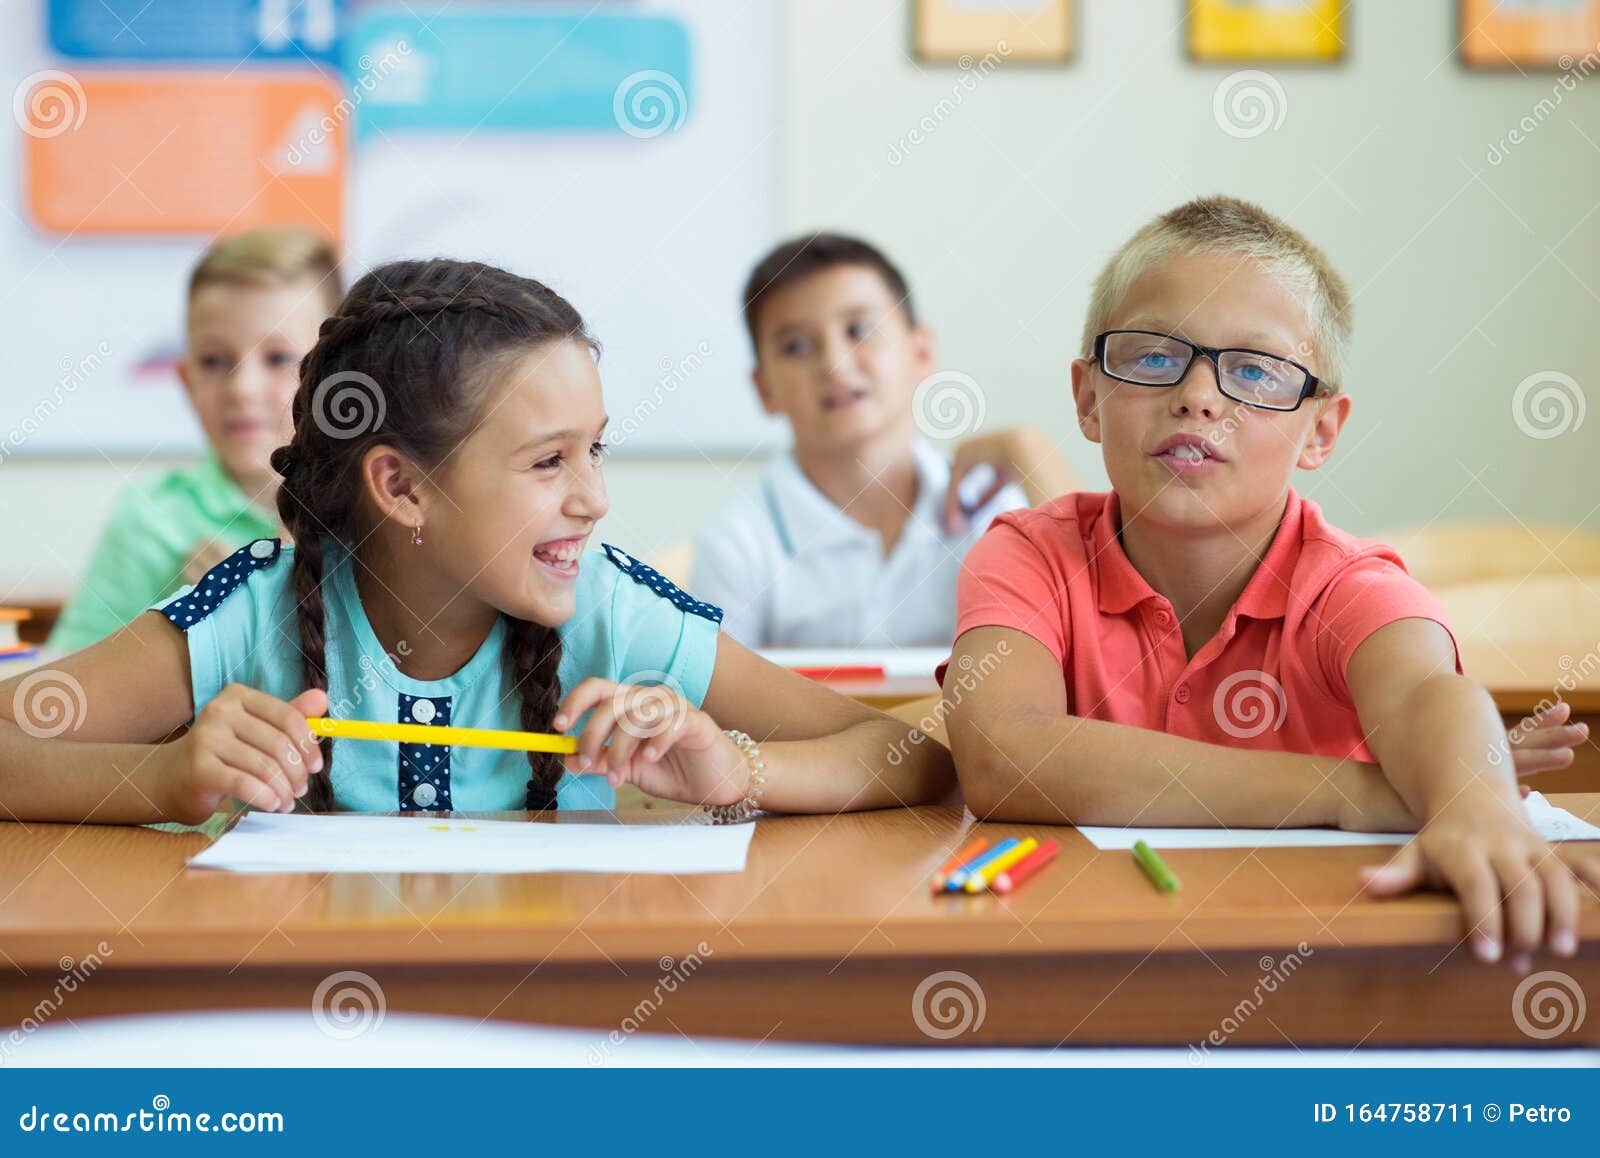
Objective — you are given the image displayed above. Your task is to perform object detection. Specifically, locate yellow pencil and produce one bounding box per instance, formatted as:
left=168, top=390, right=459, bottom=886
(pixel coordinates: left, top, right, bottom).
left=963, top=837, right=1039, bottom=893
left=306, top=716, right=578, bottom=754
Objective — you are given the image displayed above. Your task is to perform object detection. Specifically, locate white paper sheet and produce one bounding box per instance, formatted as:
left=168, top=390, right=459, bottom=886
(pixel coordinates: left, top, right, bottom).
left=187, top=812, right=755, bottom=874
left=1076, top=792, right=1600, bottom=851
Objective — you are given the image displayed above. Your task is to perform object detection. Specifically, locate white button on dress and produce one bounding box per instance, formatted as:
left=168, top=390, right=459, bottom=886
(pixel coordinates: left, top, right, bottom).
left=249, top=540, right=275, bottom=559
left=412, top=781, right=437, bottom=808
left=410, top=699, right=436, bottom=724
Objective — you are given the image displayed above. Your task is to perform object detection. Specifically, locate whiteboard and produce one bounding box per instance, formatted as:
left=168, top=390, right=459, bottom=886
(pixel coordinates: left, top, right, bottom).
left=0, top=0, right=783, bottom=457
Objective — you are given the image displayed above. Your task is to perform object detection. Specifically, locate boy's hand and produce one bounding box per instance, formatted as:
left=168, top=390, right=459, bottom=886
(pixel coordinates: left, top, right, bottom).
left=1506, top=700, right=1588, bottom=781
left=554, top=678, right=752, bottom=808
left=943, top=426, right=1063, bottom=533
left=152, top=685, right=327, bottom=824
left=181, top=538, right=234, bottom=584
left=1360, top=790, right=1600, bottom=970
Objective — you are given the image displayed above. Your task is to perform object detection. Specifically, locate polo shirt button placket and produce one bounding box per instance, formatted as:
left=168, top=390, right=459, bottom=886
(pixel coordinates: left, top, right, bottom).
left=1174, top=682, right=1191, bottom=706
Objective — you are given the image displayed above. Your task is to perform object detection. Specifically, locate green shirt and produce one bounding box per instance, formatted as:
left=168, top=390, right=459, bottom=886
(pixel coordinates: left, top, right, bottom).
left=49, top=454, right=279, bottom=654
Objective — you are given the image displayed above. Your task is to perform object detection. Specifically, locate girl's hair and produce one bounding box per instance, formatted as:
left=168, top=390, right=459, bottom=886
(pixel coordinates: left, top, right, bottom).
left=189, top=227, right=344, bottom=315
left=269, top=259, right=597, bottom=812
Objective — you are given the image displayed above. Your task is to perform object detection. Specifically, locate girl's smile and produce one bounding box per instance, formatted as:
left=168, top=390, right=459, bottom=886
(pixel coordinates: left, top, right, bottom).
left=533, top=534, right=588, bottom=580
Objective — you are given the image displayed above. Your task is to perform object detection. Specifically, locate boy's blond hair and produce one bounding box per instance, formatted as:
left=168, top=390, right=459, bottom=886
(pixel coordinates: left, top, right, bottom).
left=188, top=226, right=343, bottom=315
left=1082, top=195, right=1353, bottom=390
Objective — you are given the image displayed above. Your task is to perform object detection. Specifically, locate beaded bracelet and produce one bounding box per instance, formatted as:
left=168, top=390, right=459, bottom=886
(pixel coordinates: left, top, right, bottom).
left=703, top=729, right=767, bottom=824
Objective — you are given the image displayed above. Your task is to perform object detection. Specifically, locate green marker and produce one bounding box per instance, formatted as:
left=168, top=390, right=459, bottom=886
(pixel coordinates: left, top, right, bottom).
left=1132, top=840, right=1180, bottom=893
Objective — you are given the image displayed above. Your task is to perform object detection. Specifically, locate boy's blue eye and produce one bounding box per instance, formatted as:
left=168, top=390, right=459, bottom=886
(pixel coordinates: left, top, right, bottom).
left=1136, top=353, right=1178, bottom=369
left=847, top=320, right=874, bottom=340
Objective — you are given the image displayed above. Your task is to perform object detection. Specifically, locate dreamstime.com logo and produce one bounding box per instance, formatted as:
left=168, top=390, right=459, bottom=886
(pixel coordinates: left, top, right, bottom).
left=311, top=370, right=387, bottom=439
left=587, top=943, right=714, bottom=1064
left=913, top=370, right=986, bottom=440
left=0, top=941, right=113, bottom=1065
left=1511, top=370, right=1585, bottom=440
left=912, top=970, right=986, bottom=1040
left=1212, top=70, right=1286, bottom=139
left=1190, top=944, right=1315, bottom=1063
left=1212, top=669, right=1287, bottom=740
left=311, top=970, right=386, bottom=1040
left=613, top=70, right=688, bottom=138
left=12, top=69, right=87, bottom=138
left=611, top=670, right=690, bottom=742
left=1511, top=970, right=1586, bottom=1041
left=11, top=670, right=88, bottom=740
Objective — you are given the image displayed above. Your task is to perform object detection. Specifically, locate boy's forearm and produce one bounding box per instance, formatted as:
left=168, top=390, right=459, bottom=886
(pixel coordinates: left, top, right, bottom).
left=0, top=726, right=171, bottom=824
left=758, top=718, right=954, bottom=813
left=1368, top=673, right=1519, bottom=821
left=956, top=709, right=1376, bottom=827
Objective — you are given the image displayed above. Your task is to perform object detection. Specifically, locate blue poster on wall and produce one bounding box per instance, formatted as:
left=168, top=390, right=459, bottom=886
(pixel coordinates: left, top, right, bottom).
left=344, top=7, right=692, bottom=138
left=48, top=0, right=343, bottom=62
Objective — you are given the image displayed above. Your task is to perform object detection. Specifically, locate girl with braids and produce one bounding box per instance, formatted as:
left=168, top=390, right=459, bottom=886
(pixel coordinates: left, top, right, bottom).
left=0, top=260, right=954, bottom=824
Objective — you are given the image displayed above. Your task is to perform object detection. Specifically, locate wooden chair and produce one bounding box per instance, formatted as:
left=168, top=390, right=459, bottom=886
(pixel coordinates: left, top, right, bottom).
left=647, top=541, right=695, bottom=589
left=1436, top=573, right=1600, bottom=644
left=1376, top=522, right=1600, bottom=591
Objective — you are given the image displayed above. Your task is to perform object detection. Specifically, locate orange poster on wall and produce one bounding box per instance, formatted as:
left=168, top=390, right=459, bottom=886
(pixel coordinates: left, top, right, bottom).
left=1460, top=0, right=1600, bottom=68
left=913, top=0, right=1073, bottom=63
left=22, top=70, right=345, bottom=238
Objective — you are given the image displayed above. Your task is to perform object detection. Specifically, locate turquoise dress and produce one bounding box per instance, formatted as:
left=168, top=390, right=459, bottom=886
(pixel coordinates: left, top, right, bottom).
left=152, top=539, right=722, bottom=812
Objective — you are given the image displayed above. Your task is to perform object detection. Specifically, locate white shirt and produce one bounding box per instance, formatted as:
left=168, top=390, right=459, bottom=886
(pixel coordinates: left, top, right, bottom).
left=691, top=440, right=1028, bottom=648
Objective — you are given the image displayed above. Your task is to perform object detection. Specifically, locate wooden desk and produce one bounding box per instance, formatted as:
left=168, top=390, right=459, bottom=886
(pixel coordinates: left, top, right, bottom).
left=828, top=640, right=1600, bottom=714
left=2, top=803, right=1596, bottom=1049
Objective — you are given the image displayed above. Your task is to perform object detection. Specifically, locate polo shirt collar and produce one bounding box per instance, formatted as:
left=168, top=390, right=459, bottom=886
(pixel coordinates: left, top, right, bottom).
left=1231, top=489, right=1302, bottom=621
left=1091, top=491, right=1160, bottom=615
left=192, top=451, right=270, bottom=527
left=765, top=439, right=948, bottom=556
left=1091, top=489, right=1304, bottom=621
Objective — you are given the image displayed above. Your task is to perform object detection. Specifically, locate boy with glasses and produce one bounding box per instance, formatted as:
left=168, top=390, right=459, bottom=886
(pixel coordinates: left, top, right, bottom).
left=943, top=196, right=1596, bottom=971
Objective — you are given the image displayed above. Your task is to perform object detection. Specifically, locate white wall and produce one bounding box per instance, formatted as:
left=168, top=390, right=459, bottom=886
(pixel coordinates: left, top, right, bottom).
left=781, top=0, right=1599, bottom=530
left=4, top=0, right=1597, bottom=601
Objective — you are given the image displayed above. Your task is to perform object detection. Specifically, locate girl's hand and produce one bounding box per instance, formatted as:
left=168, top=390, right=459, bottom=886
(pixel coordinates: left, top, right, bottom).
left=154, top=685, right=327, bottom=824
left=1360, top=791, right=1600, bottom=971
left=553, top=678, right=751, bottom=807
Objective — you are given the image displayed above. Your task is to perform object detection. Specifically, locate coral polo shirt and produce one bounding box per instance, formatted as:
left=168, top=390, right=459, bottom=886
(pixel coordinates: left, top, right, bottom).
left=943, top=490, right=1459, bottom=762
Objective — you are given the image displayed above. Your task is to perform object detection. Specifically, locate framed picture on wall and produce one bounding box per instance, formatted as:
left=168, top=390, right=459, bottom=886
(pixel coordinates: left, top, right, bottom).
left=912, top=0, right=1073, bottom=64
left=1459, top=0, right=1600, bottom=69
left=1187, top=0, right=1345, bottom=63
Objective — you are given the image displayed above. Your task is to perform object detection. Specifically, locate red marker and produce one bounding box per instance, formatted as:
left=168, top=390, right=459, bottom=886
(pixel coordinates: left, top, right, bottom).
left=793, top=665, right=887, bottom=682
left=930, top=836, right=990, bottom=893
left=991, top=840, right=1059, bottom=895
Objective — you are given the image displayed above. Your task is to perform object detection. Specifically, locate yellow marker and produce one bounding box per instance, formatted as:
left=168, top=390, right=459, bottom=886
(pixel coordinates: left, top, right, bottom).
left=306, top=716, right=577, bottom=755
left=963, top=837, right=1039, bottom=893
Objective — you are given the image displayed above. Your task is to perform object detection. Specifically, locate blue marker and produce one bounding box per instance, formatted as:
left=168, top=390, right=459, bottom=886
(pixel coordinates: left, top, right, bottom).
left=945, top=837, right=1020, bottom=892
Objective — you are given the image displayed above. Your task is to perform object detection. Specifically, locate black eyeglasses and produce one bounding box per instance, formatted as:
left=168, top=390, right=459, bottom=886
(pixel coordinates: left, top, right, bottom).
left=1092, top=329, right=1324, bottom=412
